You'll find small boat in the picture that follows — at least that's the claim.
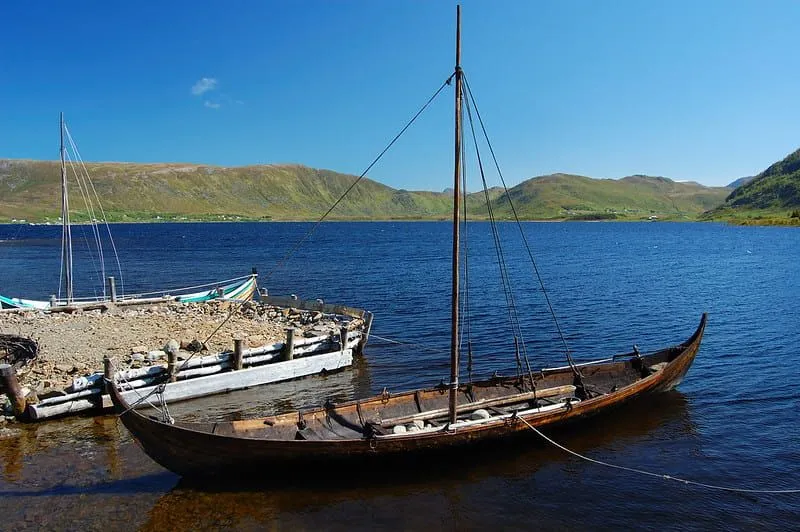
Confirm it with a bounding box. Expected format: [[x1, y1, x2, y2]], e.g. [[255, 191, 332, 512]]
[[110, 6, 706, 479], [0, 114, 257, 312], [0, 274, 258, 311]]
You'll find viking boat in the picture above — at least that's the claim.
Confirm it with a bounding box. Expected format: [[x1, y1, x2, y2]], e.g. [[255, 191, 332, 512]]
[[110, 6, 706, 479], [0, 114, 257, 311]]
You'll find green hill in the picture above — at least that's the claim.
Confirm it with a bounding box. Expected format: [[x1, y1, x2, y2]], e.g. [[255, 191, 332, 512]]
[[0, 159, 729, 222], [490, 173, 728, 220], [703, 148, 800, 225]]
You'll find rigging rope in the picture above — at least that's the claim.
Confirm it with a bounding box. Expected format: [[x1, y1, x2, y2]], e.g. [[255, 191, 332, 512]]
[[65, 153, 105, 299], [64, 122, 125, 302], [518, 417, 800, 494], [462, 85, 530, 382], [462, 75, 583, 380], [260, 73, 455, 284], [459, 94, 473, 383]]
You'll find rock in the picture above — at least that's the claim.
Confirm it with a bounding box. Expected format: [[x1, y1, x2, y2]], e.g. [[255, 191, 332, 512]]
[[412, 419, 425, 430], [131, 353, 145, 363], [147, 350, 166, 362], [131, 345, 147, 354], [247, 335, 266, 347], [163, 339, 180, 355], [183, 339, 204, 353], [54, 364, 73, 374], [392, 424, 407, 434], [470, 409, 491, 420]]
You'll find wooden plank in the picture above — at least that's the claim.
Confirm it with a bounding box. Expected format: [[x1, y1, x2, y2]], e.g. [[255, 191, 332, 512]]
[[30, 349, 353, 420], [379, 384, 576, 427], [116, 349, 353, 407]]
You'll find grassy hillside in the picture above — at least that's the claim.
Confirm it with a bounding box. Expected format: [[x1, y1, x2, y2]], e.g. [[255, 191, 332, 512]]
[[491, 173, 729, 220], [0, 159, 729, 222], [702, 148, 800, 226], [0, 160, 458, 221]]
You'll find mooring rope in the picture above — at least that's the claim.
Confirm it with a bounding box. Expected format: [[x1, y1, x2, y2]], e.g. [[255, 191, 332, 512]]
[[518, 417, 800, 494], [369, 333, 449, 355]]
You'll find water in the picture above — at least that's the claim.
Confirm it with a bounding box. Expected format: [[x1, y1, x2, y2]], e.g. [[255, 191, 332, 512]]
[[1, 221, 798, 530]]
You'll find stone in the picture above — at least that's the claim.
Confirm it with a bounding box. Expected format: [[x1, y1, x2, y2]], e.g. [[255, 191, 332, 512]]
[[163, 339, 180, 355], [131, 345, 147, 354], [392, 424, 407, 434], [470, 409, 491, 420], [147, 350, 166, 362]]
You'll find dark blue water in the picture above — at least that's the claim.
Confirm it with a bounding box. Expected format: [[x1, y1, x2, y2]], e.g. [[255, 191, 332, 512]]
[[1, 221, 798, 530]]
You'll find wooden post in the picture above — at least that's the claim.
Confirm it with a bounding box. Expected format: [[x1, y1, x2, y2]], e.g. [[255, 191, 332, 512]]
[[0, 364, 26, 417], [283, 328, 295, 361], [233, 339, 244, 370], [103, 355, 112, 394], [339, 326, 349, 352], [49, 295, 57, 307], [107, 276, 117, 302], [168, 350, 178, 382]]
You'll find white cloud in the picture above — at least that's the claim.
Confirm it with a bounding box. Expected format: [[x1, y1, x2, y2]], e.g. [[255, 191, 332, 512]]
[[192, 77, 218, 95], [204, 100, 221, 109]]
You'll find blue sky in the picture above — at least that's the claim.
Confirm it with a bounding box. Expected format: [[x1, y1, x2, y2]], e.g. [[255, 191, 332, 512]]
[[1, 1, 798, 190]]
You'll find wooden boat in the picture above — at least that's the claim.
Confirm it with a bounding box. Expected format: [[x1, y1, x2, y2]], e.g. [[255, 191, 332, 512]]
[[110, 6, 706, 479], [0, 114, 257, 312]]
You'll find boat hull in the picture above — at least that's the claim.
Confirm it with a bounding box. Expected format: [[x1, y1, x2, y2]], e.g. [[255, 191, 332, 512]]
[[111, 314, 706, 479]]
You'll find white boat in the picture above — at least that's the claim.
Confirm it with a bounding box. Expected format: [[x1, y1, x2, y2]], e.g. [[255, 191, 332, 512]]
[[0, 114, 257, 312]]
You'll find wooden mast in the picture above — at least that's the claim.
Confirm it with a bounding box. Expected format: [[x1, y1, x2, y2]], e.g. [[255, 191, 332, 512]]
[[448, 5, 463, 425], [60, 112, 73, 303]]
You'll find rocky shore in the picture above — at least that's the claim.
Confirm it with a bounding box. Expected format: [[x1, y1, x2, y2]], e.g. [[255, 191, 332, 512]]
[[0, 300, 355, 402]]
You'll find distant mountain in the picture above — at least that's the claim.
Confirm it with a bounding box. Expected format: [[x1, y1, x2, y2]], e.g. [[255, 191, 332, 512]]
[[727, 176, 755, 189], [0, 159, 729, 222], [717, 148, 800, 210], [0, 160, 455, 221], [490, 173, 728, 220]]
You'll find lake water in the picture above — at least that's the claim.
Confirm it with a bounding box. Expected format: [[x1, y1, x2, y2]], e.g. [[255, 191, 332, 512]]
[[0, 221, 798, 530]]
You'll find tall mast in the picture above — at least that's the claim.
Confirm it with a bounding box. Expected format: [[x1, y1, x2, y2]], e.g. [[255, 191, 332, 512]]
[[60, 112, 73, 303], [448, 5, 463, 425]]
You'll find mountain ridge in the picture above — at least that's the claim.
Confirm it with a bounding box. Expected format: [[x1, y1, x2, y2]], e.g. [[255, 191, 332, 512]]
[[0, 158, 730, 222]]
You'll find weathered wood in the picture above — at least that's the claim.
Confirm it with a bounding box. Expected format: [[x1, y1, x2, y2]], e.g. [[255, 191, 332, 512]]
[[283, 328, 295, 361], [29, 398, 98, 419], [167, 349, 178, 383], [113, 349, 353, 408], [233, 339, 244, 371], [379, 384, 577, 427], [28, 348, 355, 420], [103, 356, 112, 394], [34, 387, 100, 407], [107, 276, 117, 302], [0, 363, 26, 416]]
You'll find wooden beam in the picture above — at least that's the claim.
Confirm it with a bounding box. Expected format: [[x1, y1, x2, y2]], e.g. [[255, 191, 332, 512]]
[[0, 363, 26, 417], [379, 384, 576, 427]]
